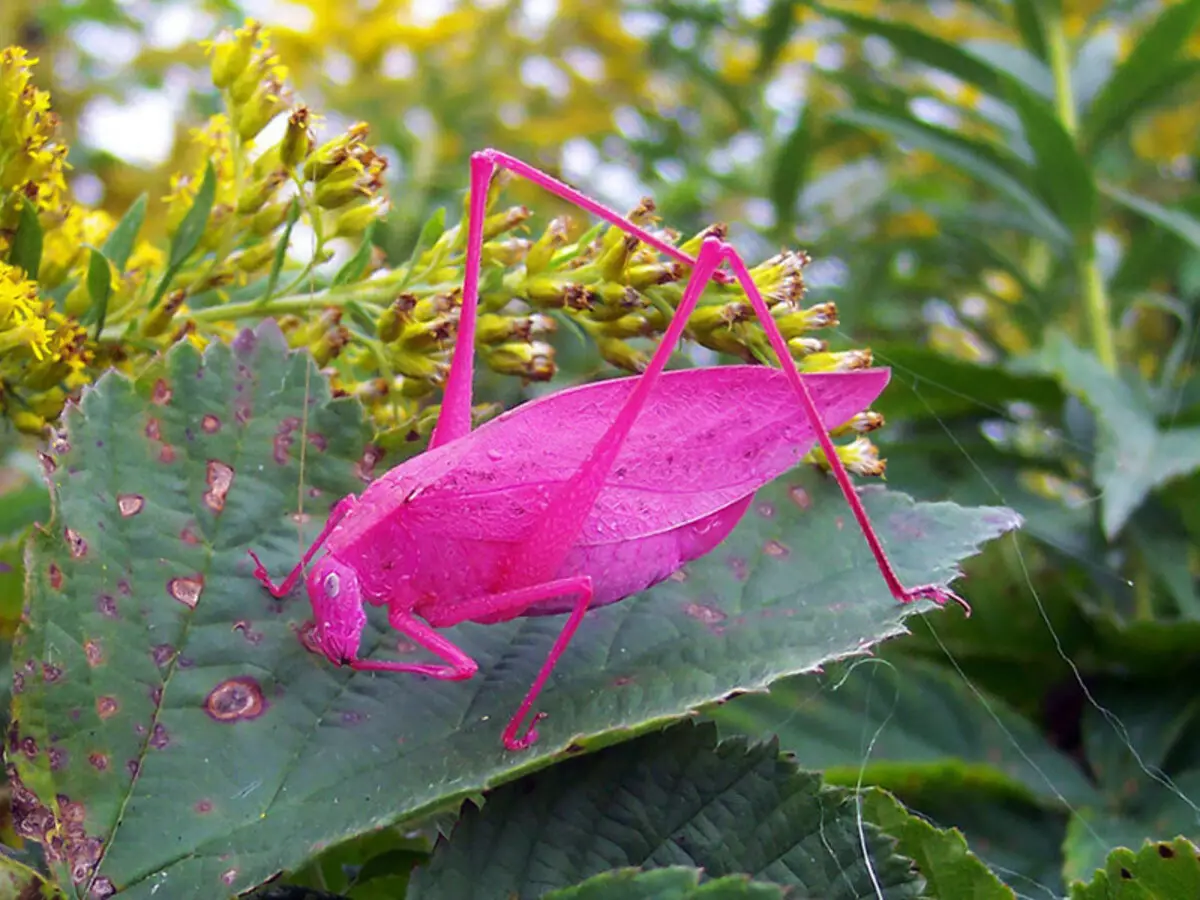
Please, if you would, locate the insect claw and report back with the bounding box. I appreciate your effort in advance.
[897,583,971,617]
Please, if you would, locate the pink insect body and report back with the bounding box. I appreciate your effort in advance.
[250,149,964,752]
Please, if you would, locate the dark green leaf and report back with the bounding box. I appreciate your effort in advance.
[261,197,302,304]
[860,790,1014,899]
[1083,0,1200,151]
[149,161,217,308]
[769,104,814,239]
[102,193,148,271]
[331,222,376,288]
[709,655,1099,808]
[9,196,43,278]
[409,723,923,899]
[815,4,1051,99]
[1013,0,1048,60]
[1008,89,1096,237]
[1103,183,1200,254]
[1069,837,1200,899]
[84,248,114,338]
[399,207,446,288]
[833,108,1071,245]
[544,868,786,900]
[755,0,800,78]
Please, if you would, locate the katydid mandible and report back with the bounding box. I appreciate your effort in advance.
[249,149,965,752]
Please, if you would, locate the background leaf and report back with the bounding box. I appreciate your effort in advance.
[408,722,923,900]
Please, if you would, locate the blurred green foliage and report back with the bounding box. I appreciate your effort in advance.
[2,0,1200,897]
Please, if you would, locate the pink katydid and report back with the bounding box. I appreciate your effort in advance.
[249,148,966,753]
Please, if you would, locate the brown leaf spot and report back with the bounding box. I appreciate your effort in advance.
[756,502,775,518]
[789,485,811,510]
[168,575,204,608]
[152,378,172,405]
[96,696,119,720]
[42,663,62,683]
[273,416,301,465]
[64,528,87,559]
[49,747,66,770]
[221,869,238,886]
[180,524,201,545]
[158,444,176,464]
[88,753,109,772]
[91,876,116,898]
[204,460,234,512]
[50,431,70,454]
[126,759,139,778]
[195,799,213,814]
[201,414,221,433]
[205,676,267,722]
[1158,843,1175,858]
[20,736,37,759]
[144,418,161,441]
[308,433,327,452]
[151,644,175,667]
[48,563,63,589]
[683,602,726,626]
[95,594,117,618]
[668,568,688,583]
[727,556,749,581]
[356,444,384,482]
[12,672,23,694]
[290,511,311,524]
[117,494,144,517]
[38,451,57,474]
[149,723,169,749]
[763,540,789,558]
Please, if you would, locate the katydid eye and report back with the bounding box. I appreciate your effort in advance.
[324,573,340,598]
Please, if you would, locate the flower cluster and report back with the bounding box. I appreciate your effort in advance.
[0,20,884,479]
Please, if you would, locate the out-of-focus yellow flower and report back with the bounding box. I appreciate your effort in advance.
[1132,104,1200,164]
[882,208,939,239]
[983,269,1022,304]
[38,207,115,289]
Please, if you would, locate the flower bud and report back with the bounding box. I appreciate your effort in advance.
[280,106,313,168]
[237,169,287,215]
[481,238,531,267]
[525,216,571,276]
[801,349,873,372]
[625,262,683,290]
[788,336,828,359]
[377,294,416,342]
[588,283,647,322]
[595,336,647,372]
[832,411,885,437]
[598,314,652,339]
[483,341,555,381]
[333,199,386,238]
[483,206,531,242]
[678,223,728,258]
[208,21,261,89]
[805,436,885,478]
[311,325,350,366]
[251,201,290,236]
[525,277,595,311]
[142,290,187,337]
[231,241,277,273]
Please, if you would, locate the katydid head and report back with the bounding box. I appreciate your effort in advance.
[306,556,366,666]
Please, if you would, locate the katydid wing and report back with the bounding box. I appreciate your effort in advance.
[250,149,963,752]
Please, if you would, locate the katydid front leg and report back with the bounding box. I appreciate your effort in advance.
[248,494,356,598]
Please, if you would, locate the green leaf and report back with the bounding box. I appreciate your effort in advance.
[768,104,814,239]
[709,655,1099,808]
[101,193,148,271]
[1008,89,1096,237]
[1070,837,1200,899]
[1083,0,1200,152]
[409,723,923,899]
[262,197,302,304]
[814,5,1051,99]
[833,108,1071,245]
[755,0,800,78]
[84,248,114,338]
[10,324,1018,897]
[9,196,43,279]
[1103,183,1200,254]
[0,854,62,898]
[1032,331,1200,537]
[1013,0,1048,60]
[399,207,446,289]
[544,868,785,900]
[149,161,217,309]
[331,222,376,288]
[860,789,1014,899]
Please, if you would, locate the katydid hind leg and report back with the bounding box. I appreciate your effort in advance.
[248,494,356,598]
[719,246,968,612]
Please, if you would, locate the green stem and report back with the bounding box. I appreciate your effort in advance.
[1046,9,1117,372]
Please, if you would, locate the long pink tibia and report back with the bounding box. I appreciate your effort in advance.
[330,365,889,618]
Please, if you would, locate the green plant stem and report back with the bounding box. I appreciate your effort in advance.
[1046,9,1117,373]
